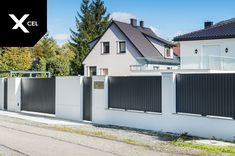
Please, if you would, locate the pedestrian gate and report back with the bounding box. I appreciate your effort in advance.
[83,77,92,121]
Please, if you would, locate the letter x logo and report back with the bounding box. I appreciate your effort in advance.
[9,14,30,33]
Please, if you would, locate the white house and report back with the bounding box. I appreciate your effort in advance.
[83,19,180,76]
[174,18,235,70]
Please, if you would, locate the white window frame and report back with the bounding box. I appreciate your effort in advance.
[164,47,172,58]
[117,41,126,54]
[100,68,109,76]
[101,41,110,54]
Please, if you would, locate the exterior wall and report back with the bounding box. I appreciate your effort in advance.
[83,24,143,76]
[92,75,235,140]
[180,38,235,69]
[55,77,83,121]
[0,78,4,110]
[7,78,21,112]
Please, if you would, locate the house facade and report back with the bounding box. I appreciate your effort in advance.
[174,18,235,70]
[83,19,180,76]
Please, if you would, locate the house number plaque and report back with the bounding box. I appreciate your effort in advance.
[94,81,104,89]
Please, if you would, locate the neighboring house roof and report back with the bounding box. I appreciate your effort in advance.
[174,18,235,41]
[87,20,179,65]
[173,45,180,57]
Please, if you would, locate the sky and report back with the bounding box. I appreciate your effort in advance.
[48,0,235,45]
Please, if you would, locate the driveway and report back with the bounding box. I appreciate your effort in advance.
[0,115,170,156]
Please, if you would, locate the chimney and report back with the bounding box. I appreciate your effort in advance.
[130,18,137,27]
[204,21,213,29]
[140,21,144,27]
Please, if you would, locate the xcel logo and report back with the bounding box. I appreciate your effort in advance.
[9,14,39,33]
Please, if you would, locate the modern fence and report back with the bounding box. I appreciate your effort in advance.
[176,74,235,118]
[108,76,162,113]
[2,74,235,140]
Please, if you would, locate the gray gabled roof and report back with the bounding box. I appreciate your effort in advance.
[87,20,179,65]
[113,21,162,59]
[174,18,235,41]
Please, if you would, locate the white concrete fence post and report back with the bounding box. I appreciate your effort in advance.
[55,76,84,121]
[7,78,21,112]
[92,76,108,123]
[161,72,176,115]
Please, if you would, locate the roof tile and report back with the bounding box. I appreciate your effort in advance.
[174,18,235,41]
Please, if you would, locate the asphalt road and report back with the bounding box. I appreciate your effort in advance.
[0,118,170,156]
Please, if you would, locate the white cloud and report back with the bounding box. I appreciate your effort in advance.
[149,26,160,35]
[53,33,70,41]
[110,12,137,23]
[174,31,184,36]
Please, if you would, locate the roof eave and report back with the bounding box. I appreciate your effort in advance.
[174,35,235,42]
[145,34,175,47]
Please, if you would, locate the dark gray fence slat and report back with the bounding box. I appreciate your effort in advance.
[108,76,162,113]
[176,74,235,118]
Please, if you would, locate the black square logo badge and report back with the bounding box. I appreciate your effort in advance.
[0,0,47,47]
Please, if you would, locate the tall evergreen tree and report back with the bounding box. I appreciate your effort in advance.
[91,0,110,36]
[70,0,110,75]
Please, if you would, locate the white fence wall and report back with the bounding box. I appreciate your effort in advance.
[2,75,235,140]
[92,76,164,131]
[7,78,21,112]
[0,78,4,110]
[92,74,235,141]
[55,76,83,121]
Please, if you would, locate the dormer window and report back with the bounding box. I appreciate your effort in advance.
[102,42,110,54]
[165,48,171,57]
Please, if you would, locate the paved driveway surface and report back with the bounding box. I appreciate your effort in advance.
[0,117,170,156]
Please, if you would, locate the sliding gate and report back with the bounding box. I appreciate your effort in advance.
[21,78,55,114]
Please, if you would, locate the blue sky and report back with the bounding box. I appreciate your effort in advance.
[48,0,235,45]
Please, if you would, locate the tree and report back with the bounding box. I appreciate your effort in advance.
[52,43,75,76]
[0,47,32,71]
[32,35,58,74]
[91,0,110,36]
[32,35,75,76]
[70,0,110,75]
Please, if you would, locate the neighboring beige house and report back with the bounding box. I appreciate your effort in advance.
[83,19,180,76]
[174,18,235,70]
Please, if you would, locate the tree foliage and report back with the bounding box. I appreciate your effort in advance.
[0,47,32,71]
[32,35,75,76]
[0,35,75,77]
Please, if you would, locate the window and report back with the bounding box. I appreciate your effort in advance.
[100,68,108,76]
[118,41,126,53]
[102,42,110,54]
[89,66,97,76]
[165,48,171,57]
